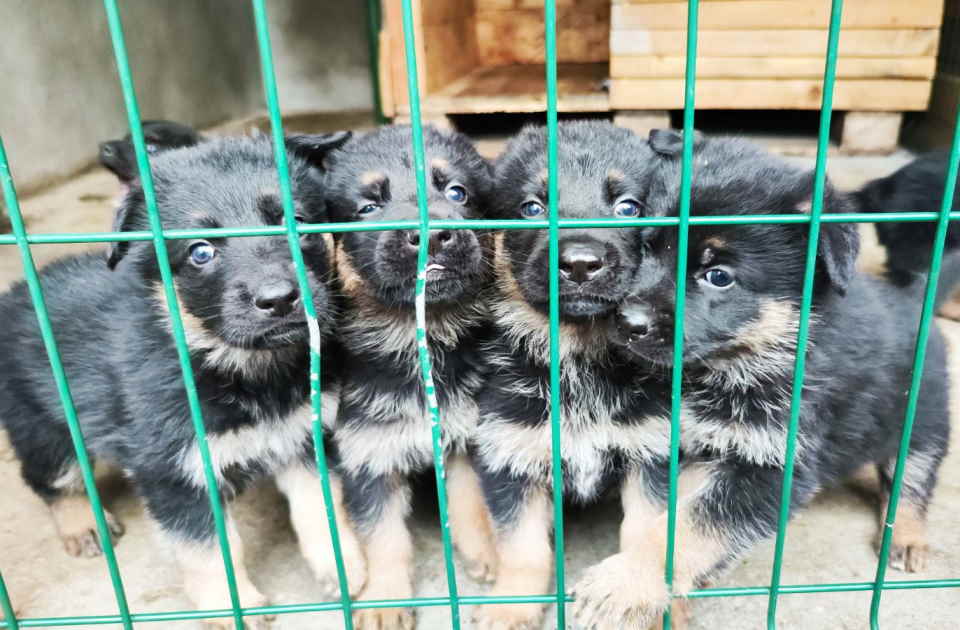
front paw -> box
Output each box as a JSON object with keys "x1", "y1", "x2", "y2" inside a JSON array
[
  {"x1": 472, "y1": 602, "x2": 544, "y2": 630},
  {"x1": 353, "y1": 607, "x2": 415, "y2": 630},
  {"x1": 573, "y1": 553, "x2": 670, "y2": 630},
  {"x1": 308, "y1": 536, "x2": 368, "y2": 598}
]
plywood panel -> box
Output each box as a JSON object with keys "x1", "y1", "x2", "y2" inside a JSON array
[
  {"x1": 610, "y1": 78, "x2": 932, "y2": 110},
  {"x1": 610, "y1": 56, "x2": 937, "y2": 79},
  {"x1": 612, "y1": 0, "x2": 944, "y2": 30},
  {"x1": 611, "y1": 28, "x2": 940, "y2": 57}
]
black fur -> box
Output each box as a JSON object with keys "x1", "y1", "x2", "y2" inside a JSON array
[
  {"x1": 602, "y1": 133, "x2": 950, "y2": 617},
  {"x1": 98, "y1": 120, "x2": 202, "y2": 184},
  {"x1": 0, "y1": 133, "x2": 347, "y2": 543}
]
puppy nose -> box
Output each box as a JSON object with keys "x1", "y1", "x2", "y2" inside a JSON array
[
  {"x1": 405, "y1": 230, "x2": 456, "y2": 254},
  {"x1": 254, "y1": 281, "x2": 300, "y2": 317},
  {"x1": 618, "y1": 305, "x2": 653, "y2": 341},
  {"x1": 559, "y1": 243, "x2": 605, "y2": 284}
]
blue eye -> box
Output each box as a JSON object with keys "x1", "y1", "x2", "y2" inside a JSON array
[
  {"x1": 445, "y1": 184, "x2": 468, "y2": 204},
  {"x1": 146, "y1": 143, "x2": 158, "y2": 154},
  {"x1": 189, "y1": 241, "x2": 216, "y2": 266},
  {"x1": 358, "y1": 203, "x2": 380, "y2": 216},
  {"x1": 520, "y1": 201, "x2": 545, "y2": 219},
  {"x1": 702, "y1": 267, "x2": 734, "y2": 288},
  {"x1": 614, "y1": 199, "x2": 642, "y2": 218}
]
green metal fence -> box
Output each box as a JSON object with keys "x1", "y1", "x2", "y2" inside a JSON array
[{"x1": 0, "y1": 0, "x2": 959, "y2": 629}]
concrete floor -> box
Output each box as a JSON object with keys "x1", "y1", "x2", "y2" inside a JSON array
[{"x1": 1, "y1": 129, "x2": 958, "y2": 629}]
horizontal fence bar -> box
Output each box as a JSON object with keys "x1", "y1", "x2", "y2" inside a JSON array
[
  {"x1": 2, "y1": 212, "x2": 960, "y2": 245},
  {"x1": 4, "y1": 579, "x2": 958, "y2": 628}
]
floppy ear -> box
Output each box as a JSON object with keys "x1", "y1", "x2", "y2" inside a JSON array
[
  {"x1": 802, "y1": 179, "x2": 860, "y2": 295},
  {"x1": 286, "y1": 131, "x2": 352, "y2": 171},
  {"x1": 648, "y1": 128, "x2": 703, "y2": 157},
  {"x1": 106, "y1": 187, "x2": 145, "y2": 270}
]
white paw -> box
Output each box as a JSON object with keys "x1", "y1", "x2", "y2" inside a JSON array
[
  {"x1": 573, "y1": 553, "x2": 670, "y2": 630},
  {"x1": 472, "y1": 602, "x2": 544, "y2": 630},
  {"x1": 353, "y1": 606, "x2": 415, "y2": 630}
]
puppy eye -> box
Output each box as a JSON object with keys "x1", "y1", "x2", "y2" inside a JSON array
[
  {"x1": 444, "y1": 184, "x2": 468, "y2": 204},
  {"x1": 189, "y1": 241, "x2": 216, "y2": 266},
  {"x1": 358, "y1": 203, "x2": 380, "y2": 216},
  {"x1": 520, "y1": 201, "x2": 546, "y2": 219},
  {"x1": 701, "y1": 266, "x2": 735, "y2": 289},
  {"x1": 294, "y1": 213, "x2": 307, "y2": 224},
  {"x1": 614, "y1": 199, "x2": 642, "y2": 218},
  {"x1": 146, "y1": 143, "x2": 159, "y2": 154}
]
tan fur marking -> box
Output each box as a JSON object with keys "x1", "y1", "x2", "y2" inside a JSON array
[
  {"x1": 50, "y1": 495, "x2": 124, "y2": 558},
  {"x1": 353, "y1": 484, "x2": 415, "y2": 630},
  {"x1": 796, "y1": 199, "x2": 813, "y2": 214},
  {"x1": 431, "y1": 157, "x2": 450, "y2": 171},
  {"x1": 877, "y1": 498, "x2": 929, "y2": 573},
  {"x1": 276, "y1": 464, "x2": 366, "y2": 597},
  {"x1": 607, "y1": 168, "x2": 625, "y2": 182},
  {"x1": 703, "y1": 237, "x2": 726, "y2": 250},
  {"x1": 733, "y1": 299, "x2": 798, "y2": 355},
  {"x1": 446, "y1": 454, "x2": 498, "y2": 583},
  {"x1": 620, "y1": 470, "x2": 666, "y2": 552},
  {"x1": 574, "y1": 465, "x2": 724, "y2": 628},
  {"x1": 171, "y1": 518, "x2": 270, "y2": 629},
  {"x1": 473, "y1": 487, "x2": 552, "y2": 630},
  {"x1": 334, "y1": 244, "x2": 366, "y2": 298},
  {"x1": 360, "y1": 170, "x2": 386, "y2": 187},
  {"x1": 321, "y1": 232, "x2": 336, "y2": 269}
]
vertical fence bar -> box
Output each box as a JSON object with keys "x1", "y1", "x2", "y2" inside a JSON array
[
  {"x1": 869, "y1": 106, "x2": 960, "y2": 630},
  {"x1": 398, "y1": 1, "x2": 463, "y2": 627},
  {"x1": 0, "y1": 136, "x2": 134, "y2": 630},
  {"x1": 543, "y1": 0, "x2": 566, "y2": 626},
  {"x1": 765, "y1": 1, "x2": 843, "y2": 628},
  {"x1": 662, "y1": 1, "x2": 698, "y2": 628},
  {"x1": 101, "y1": 2, "x2": 245, "y2": 628},
  {"x1": 365, "y1": 0, "x2": 385, "y2": 124},
  {"x1": 248, "y1": 2, "x2": 356, "y2": 628},
  {"x1": 0, "y1": 564, "x2": 20, "y2": 629}
]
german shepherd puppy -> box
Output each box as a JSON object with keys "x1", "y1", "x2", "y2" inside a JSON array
[
  {"x1": 470, "y1": 121, "x2": 673, "y2": 630},
  {"x1": 0, "y1": 133, "x2": 364, "y2": 628},
  {"x1": 99, "y1": 120, "x2": 201, "y2": 190},
  {"x1": 323, "y1": 125, "x2": 496, "y2": 629},
  {"x1": 855, "y1": 152, "x2": 960, "y2": 318},
  {"x1": 574, "y1": 132, "x2": 951, "y2": 628}
]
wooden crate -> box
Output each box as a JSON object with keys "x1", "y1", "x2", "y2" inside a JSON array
[{"x1": 379, "y1": 0, "x2": 612, "y2": 122}]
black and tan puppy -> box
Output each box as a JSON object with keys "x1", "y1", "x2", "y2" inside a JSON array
[
  {"x1": 573, "y1": 132, "x2": 951, "y2": 628},
  {"x1": 0, "y1": 133, "x2": 365, "y2": 628},
  {"x1": 99, "y1": 120, "x2": 201, "y2": 190},
  {"x1": 323, "y1": 125, "x2": 497, "y2": 629},
  {"x1": 470, "y1": 121, "x2": 674, "y2": 630}
]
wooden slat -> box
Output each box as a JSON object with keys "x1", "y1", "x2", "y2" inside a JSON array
[
  {"x1": 612, "y1": 0, "x2": 944, "y2": 30},
  {"x1": 611, "y1": 28, "x2": 940, "y2": 57},
  {"x1": 610, "y1": 55, "x2": 937, "y2": 79},
  {"x1": 610, "y1": 78, "x2": 932, "y2": 110}
]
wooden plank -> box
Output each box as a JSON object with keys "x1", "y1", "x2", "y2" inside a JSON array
[
  {"x1": 612, "y1": 0, "x2": 944, "y2": 30},
  {"x1": 609, "y1": 78, "x2": 932, "y2": 110},
  {"x1": 611, "y1": 28, "x2": 940, "y2": 57},
  {"x1": 378, "y1": 29, "x2": 396, "y2": 117},
  {"x1": 610, "y1": 55, "x2": 937, "y2": 79}
]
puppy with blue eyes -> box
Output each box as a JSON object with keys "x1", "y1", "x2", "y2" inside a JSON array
[
  {"x1": 323, "y1": 125, "x2": 498, "y2": 630},
  {"x1": 573, "y1": 131, "x2": 951, "y2": 628},
  {"x1": 470, "y1": 121, "x2": 675, "y2": 630},
  {"x1": 0, "y1": 133, "x2": 369, "y2": 628}
]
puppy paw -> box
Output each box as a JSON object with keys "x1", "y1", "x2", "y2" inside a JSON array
[
  {"x1": 472, "y1": 603, "x2": 543, "y2": 630},
  {"x1": 573, "y1": 553, "x2": 669, "y2": 630},
  {"x1": 461, "y1": 551, "x2": 497, "y2": 584},
  {"x1": 353, "y1": 607, "x2": 415, "y2": 630},
  {"x1": 53, "y1": 498, "x2": 124, "y2": 558},
  {"x1": 888, "y1": 542, "x2": 928, "y2": 573},
  {"x1": 201, "y1": 615, "x2": 272, "y2": 630},
  {"x1": 309, "y1": 538, "x2": 367, "y2": 598}
]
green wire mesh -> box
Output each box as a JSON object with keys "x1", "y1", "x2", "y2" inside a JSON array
[{"x1": 2, "y1": 0, "x2": 960, "y2": 629}]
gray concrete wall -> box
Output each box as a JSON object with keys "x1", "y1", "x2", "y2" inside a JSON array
[{"x1": 0, "y1": 0, "x2": 373, "y2": 194}]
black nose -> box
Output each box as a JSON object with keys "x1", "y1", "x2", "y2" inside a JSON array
[
  {"x1": 559, "y1": 242, "x2": 606, "y2": 284},
  {"x1": 254, "y1": 280, "x2": 300, "y2": 317},
  {"x1": 618, "y1": 305, "x2": 653, "y2": 341},
  {"x1": 405, "y1": 230, "x2": 456, "y2": 254}
]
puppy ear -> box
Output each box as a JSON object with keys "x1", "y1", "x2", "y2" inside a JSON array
[
  {"x1": 106, "y1": 187, "x2": 145, "y2": 270},
  {"x1": 648, "y1": 128, "x2": 702, "y2": 156},
  {"x1": 800, "y1": 180, "x2": 860, "y2": 295},
  {"x1": 286, "y1": 131, "x2": 353, "y2": 171}
]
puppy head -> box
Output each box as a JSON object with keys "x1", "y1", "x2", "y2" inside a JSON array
[
  {"x1": 98, "y1": 120, "x2": 202, "y2": 184},
  {"x1": 612, "y1": 132, "x2": 859, "y2": 367},
  {"x1": 325, "y1": 125, "x2": 493, "y2": 307},
  {"x1": 492, "y1": 121, "x2": 656, "y2": 321},
  {"x1": 107, "y1": 131, "x2": 350, "y2": 350}
]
